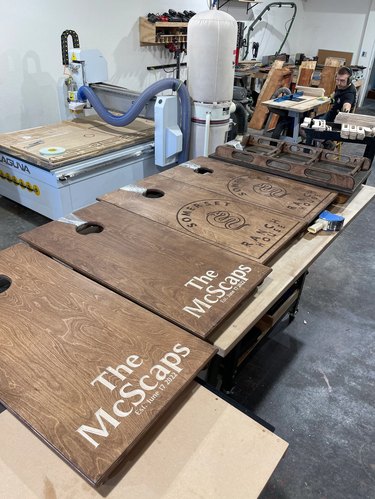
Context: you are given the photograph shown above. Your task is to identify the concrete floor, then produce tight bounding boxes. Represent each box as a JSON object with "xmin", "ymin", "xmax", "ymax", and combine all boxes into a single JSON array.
[{"xmin": 0, "ymin": 108, "xmax": 374, "ymax": 497}]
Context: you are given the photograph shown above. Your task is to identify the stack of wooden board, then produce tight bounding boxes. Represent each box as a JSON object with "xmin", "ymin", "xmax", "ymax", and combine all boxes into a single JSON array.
[{"xmin": 1, "ymin": 151, "xmax": 338, "ymax": 488}]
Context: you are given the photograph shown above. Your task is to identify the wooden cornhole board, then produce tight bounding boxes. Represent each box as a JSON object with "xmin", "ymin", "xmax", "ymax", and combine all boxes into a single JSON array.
[
  {"xmin": 161, "ymin": 157, "xmax": 336, "ymax": 220},
  {"xmin": 99, "ymin": 175, "xmax": 306, "ymax": 264},
  {"xmin": 0, "ymin": 383, "xmax": 288, "ymax": 498},
  {"xmin": 0, "ymin": 116, "xmax": 154, "ymax": 169},
  {"xmin": 20, "ymin": 202, "xmax": 270, "ymax": 339},
  {"xmin": 0, "ymin": 244, "xmax": 215, "ymax": 486}
]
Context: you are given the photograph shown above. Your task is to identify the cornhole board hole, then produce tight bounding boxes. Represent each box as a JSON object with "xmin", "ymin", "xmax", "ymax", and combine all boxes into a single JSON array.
[
  {"xmin": 99, "ymin": 175, "xmax": 306, "ymax": 264},
  {"xmin": 20, "ymin": 202, "xmax": 271, "ymax": 339},
  {"xmin": 160, "ymin": 156, "xmax": 337, "ymax": 220},
  {"xmin": 0, "ymin": 244, "xmax": 215, "ymax": 486}
]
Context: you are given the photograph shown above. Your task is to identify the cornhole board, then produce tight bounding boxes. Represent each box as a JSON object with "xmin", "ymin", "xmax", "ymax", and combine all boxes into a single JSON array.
[
  {"xmin": 20, "ymin": 202, "xmax": 271, "ymax": 339},
  {"xmin": 0, "ymin": 244, "xmax": 215, "ymax": 486},
  {"xmin": 0, "ymin": 383, "xmax": 288, "ymax": 498},
  {"xmin": 99, "ymin": 175, "xmax": 306, "ymax": 264},
  {"xmin": 0, "ymin": 116, "xmax": 154, "ymax": 169},
  {"xmin": 160, "ymin": 157, "xmax": 337, "ymax": 220}
]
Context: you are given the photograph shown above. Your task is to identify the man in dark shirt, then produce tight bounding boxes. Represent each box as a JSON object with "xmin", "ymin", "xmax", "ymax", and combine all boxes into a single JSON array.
[{"xmin": 324, "ymin": 66, "xmax": 357, "ymax": 122}]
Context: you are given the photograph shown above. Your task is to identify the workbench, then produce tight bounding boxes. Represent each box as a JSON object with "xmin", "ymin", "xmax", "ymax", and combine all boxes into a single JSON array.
[
  {"xmin": 207, "ymin": 185, "xmax": 375, "ymax": 390},
  {"xmin": 0, "ymin": 382, "xmax": 287, "ymax": 498},
  {"xmin": 262, "ymin": 95, "xmax": 331, "ymax": 143}
]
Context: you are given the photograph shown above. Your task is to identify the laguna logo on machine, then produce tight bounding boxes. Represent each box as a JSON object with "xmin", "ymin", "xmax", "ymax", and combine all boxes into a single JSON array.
[
  {"xmin": 0, "ymin": 155, "xmax": 31, "ymax": 174},
  {"xmin": 183, "ymin": 264, "xmax": 252, "ymax": 318}
]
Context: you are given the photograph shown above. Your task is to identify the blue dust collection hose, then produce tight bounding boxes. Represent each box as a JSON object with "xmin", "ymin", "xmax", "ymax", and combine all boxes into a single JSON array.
[{"xmin": 77, "ymin": 79, "xmax": 191, "ymax": 163}]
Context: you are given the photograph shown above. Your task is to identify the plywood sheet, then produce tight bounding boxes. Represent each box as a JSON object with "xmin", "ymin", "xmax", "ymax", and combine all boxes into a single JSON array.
[
  {"xmin": 99, "ymin": 176, "xmax": 305, "ymax": 264},
  {"xmin": 317, "ymin": 49, "xmax": 352, "ymax": 66},
  {"xmin": 0, "ymin": 116, "xmax": 154, "ymax": 170},
  {"xmin": 160, "ymin": 157, "xmax": 336, "ymax": 220},
  {"xmin": 0, "ymin": 244, "xmax": 215, "ymax": 486},
  {"xmin": 0, "ymin": 383, "xmax": 288, "ymax": 498},
  {"xmin": 20, "ymin": 202, "xmax": 270, "ymax": 339}
]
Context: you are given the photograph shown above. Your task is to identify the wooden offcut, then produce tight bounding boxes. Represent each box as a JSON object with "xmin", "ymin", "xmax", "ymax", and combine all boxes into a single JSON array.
[
  {"xmin": 249, "ymin": 60, "xmax": 290, "ymax": 130},
  {"xmin": 296, "ymin": 60, "xmax": 317, "ymax": 87},
  {"xmin": 99, "ymin": 175, "xmax": 305, "ymax": 264},
  {"xmin": 318, "ymin": 57, "xmax": 341, "ymax": 115},
  {"xmin": 20, "ymin": 202, "xmax": 270, "ymax": 339},
  {"xmin": 0, "ymin": 116, "xmax": 154, "ymax": 169},
  {"xmin": 161, "ymin": 157, "xmax": 337, "ymax": 220},
  {"xmin": 0, "ymin": 244, "xmax": 215, "ymax": 486}
]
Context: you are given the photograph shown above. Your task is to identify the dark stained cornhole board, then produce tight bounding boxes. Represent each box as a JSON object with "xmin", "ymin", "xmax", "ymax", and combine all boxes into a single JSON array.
[
  {"xmin": 99, "ymin": 175, "xmax": 306, "ymax": 264},
  {"xmin": 0, "ymin": 116, "xmax": 154, "ymax": 170},
  {"xmin": 0, "ymin": 244, "xmax": 215, "ymax": 486},
  {"xmin": 160, "ymin": 156, "xmax": 337, "ymax": 220},
  {"xmin": 213, "ymin": 141, "xmax": 371, "ymax": 196},
  {"xmin": 20, "ymin": 202, "xmax": 271, "ymax": 339}
]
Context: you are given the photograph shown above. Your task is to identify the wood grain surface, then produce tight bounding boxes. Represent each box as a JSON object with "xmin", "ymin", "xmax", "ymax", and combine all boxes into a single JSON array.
[
  {"xmin": 0, "ymin": 244, "xmax": 215, "ymax": 485},
  {"xmin": 213, "ymin": 144, "xmax": 369, "ymax": 194},
  {"xmin": 0, "ymin": 116, "xmax": 154, "ymax": 170},
  {"xmin": 160, "ymin": 157, "xmax": 336, "ymax": 220},
  {"xmin": 20, "ymin": 202, "xmax": 270, "ymax": 338},
  {"xmin": 99, "ymin": 175, "xmax": 305, "ymax": 264}
]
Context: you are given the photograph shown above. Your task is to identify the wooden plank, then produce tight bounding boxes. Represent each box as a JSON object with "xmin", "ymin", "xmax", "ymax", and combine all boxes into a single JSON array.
[
  {"xmin": 0, "ymin": 384, "xmax": 288, "ymax": 498},
  {"xmin": 296, "ymin": 86, "xmax": 325, "ymax": 98},
  {"xmin": 20, "ymin": 202, "xmax": 270, "ymax": 339},
  {"xmin": 0, "ymin": 116, "xmax": 154, "ymax": 170},
  {"xmin": 161, "ymin": 157, "xmax": 337, "ymax": 220},
  {"xmin": 318, "ymin": 57, "xmax": 341, "ymax": 115},
  {"xmin": 99, "ymin": 175, "xmax": 305, "ymax": 264},
  {"xmin": 210, "ymin": 184, "xmax": 375, "ymax": 356},
  {"xmin": 317, "ymin": 49, "xmax": 353, "ymax": 66},
  {"xmin": 335, "ymin": 112, "xmax": 375, "ymax": 127},
  {"xmin": 296, "ymin": 60, "xmax": 317, "ymax": 87},
  {"xmin": 0, "ymin": 244, "xmax": 215, "ymax": 486},
  {"xmin": 249, "ymin": 60, "xmax": 287, "ymax": 130}
]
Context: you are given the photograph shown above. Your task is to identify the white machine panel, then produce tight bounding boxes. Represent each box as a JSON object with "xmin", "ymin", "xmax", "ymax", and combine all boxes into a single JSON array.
[{"xmin": 0, "ymin": 143, "xmax": 156, "ymax": 219}]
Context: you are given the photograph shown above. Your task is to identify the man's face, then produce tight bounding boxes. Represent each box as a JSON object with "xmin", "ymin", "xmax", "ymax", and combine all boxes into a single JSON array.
[{"xmin": 336, "ymin": 73, "xmax": 349, "ymax": 89}]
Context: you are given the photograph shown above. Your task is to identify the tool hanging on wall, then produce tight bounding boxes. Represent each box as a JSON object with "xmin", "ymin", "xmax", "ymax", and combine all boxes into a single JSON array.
[{"xmin": 242, "ymin": 2, "xmax": 297, "ymax": 60}]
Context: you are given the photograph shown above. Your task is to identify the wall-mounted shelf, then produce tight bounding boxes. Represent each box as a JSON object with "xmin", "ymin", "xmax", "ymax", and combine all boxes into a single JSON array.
[{"xmin": 139, "ymin": 17, "xmax": 188, "ymax": 46}]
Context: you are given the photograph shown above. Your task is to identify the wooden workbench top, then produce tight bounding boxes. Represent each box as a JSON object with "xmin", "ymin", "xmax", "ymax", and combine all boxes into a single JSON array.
[
  {"xmin": 0, "ymin": 382, "xmax": 288, "ymax": 498},
  {"xmin": 210, "ymin": 185, "xmax": 375, "ymax": 356}
]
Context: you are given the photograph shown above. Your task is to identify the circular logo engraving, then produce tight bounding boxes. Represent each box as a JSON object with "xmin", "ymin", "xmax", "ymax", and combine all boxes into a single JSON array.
[{"xmin": 206, "ymin": 210, "xmax": 248, "ymax": 230}]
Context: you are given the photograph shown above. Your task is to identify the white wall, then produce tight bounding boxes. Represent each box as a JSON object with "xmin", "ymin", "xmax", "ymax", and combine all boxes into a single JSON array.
[
  {"xmin": 2, "ymin": 1, "xmax": 374, "ymax": 133},
  {"xmin": 0, "ymin": 0, "xmax": 208, "ymax": 133}
]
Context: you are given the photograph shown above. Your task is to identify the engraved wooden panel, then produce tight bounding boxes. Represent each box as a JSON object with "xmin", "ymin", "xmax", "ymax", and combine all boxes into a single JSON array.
[
  {"xmin": 99, "ymin": 176, "xmax": 305, "ymax": 264},
  {"xmin": 0, "ymin": 244, "xmax": 215, "ymax": 486},
  {"xmin": 161, "ymin": 157, "xmax": 337, "ymax": 220},
  {"xmin": 20, "ymin": 202, "xmax": 270, "ymax": 339},
  {"xmin": 213, "ymin": 143, "xmax": 370, "ymax": 195},
  {"xmin": 0, "ymin": 116, "xmax": 154, "ymax": 170}
]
